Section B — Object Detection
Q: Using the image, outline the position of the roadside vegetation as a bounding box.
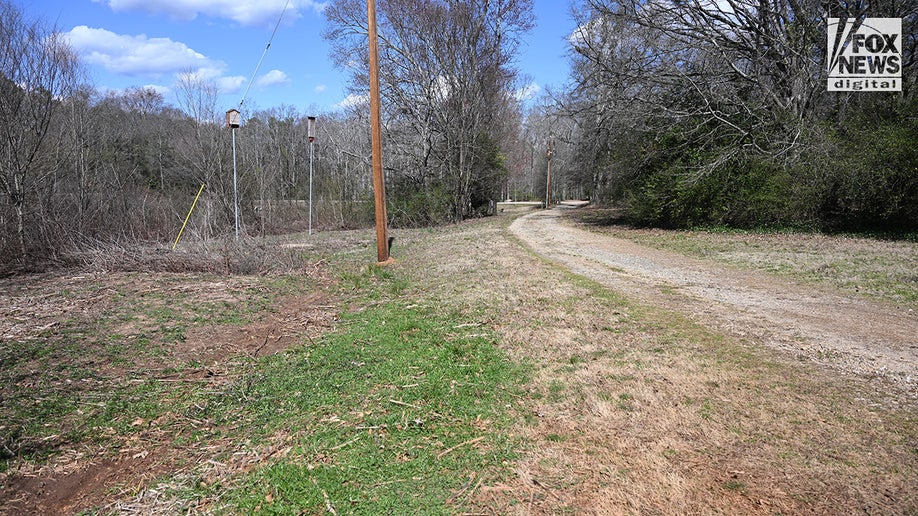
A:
[551,1,918,234]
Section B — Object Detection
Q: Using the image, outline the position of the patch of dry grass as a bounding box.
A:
[0,241,340,513]
[567,208,918,309]
[395,213,918,514]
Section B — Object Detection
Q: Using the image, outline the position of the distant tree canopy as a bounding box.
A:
[325,0,534,224]
[550,0,918,232]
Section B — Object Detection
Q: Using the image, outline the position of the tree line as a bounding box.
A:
[0,0,546,269]
[3,0,915,270]
[546,0,917,232]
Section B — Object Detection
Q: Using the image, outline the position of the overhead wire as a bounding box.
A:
[238,0,292,110]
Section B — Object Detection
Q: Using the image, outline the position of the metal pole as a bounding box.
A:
[308,139,314,235]
[232,127,239,240]
[545,136,553,209]
[368,0,390,263]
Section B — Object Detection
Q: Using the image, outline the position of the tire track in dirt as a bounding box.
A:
[510,209,917,399]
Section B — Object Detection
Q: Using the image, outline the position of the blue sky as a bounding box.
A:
[28,0,575,114]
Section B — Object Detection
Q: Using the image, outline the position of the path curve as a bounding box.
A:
[510,209,917,399]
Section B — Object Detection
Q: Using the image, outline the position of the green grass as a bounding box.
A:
[2,248,523,513]
[616,393,635,412]
[192,266,522,513]
[721,479,747,492]
[0,373,179,465]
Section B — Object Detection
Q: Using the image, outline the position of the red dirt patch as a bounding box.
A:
[0,269,339,515]
[178,292,338,364]
[2,451,166,515]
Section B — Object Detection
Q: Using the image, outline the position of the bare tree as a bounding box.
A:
[172,71,235,239]
[572,0,917,158]
[566,0,917,228]
[325,0,533,222]
[0,0,81,259]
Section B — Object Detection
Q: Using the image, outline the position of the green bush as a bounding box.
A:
[388,179,454,227]
[619,95,917,234]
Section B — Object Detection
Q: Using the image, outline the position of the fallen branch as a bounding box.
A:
[446,472,478,504]
[329,436,360,451]
[532,478,564,503]
[252,328,274,358]
[453,323,481,329]
[437,436,485,459]
[389,399,421,409]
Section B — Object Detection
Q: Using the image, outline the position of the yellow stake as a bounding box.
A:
[172,183,206,251]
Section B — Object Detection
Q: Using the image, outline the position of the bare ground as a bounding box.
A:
[0,269,338,515]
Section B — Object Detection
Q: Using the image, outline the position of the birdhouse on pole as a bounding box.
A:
[226,108,241,129]
[307,116,316,142]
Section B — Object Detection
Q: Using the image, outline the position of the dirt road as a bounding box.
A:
[510,209,917,399]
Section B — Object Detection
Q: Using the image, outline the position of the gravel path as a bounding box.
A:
[510,209,918,399]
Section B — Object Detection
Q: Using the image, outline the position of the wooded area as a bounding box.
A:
[1,0,916,270]
[554,0,917,231]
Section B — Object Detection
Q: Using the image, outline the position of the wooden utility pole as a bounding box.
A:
[368,0,391,264]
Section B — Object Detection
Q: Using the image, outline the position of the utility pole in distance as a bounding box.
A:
[367,0,392,264]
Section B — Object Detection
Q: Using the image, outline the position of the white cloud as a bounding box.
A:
[67,26,248,96]
[182,66,223,81]
[216,75,247,94]
[65,26,212,77]
[256,69,290,87]
[314,84,327,93]
[177,67,245,93]
[334,93,368,110]
[433,75,452,101]
[99,0,328,26]
[515,82,541,102]
[568,21,591,49]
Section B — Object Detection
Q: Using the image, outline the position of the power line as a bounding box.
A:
[238,0,292,110]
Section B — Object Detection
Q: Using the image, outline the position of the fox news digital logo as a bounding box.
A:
[828,18,901,92]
